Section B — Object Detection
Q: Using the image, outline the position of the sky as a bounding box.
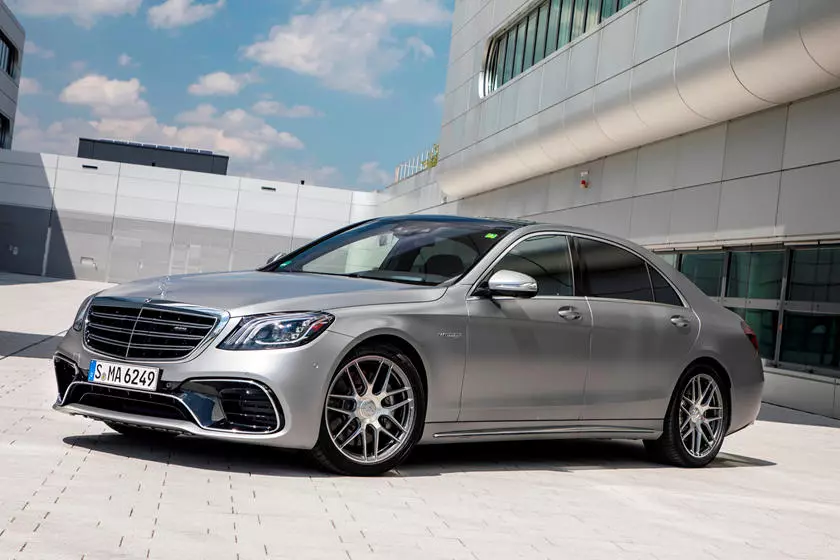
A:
[11,0,454,190]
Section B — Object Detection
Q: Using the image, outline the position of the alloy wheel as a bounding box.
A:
[324,356,416,465]
[679,373,725,459]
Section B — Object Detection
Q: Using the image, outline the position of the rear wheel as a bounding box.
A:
[645,365,730,467]
[311,344,425,476]
[104,421,178,440]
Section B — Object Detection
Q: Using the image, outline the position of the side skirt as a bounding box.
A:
[419,420,662,445]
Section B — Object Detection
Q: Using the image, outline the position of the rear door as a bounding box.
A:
[573,236,698,421]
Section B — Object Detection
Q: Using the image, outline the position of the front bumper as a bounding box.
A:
[53,327,354,449]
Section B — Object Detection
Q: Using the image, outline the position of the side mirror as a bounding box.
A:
[486,270,538,298]
[266,251,286,265]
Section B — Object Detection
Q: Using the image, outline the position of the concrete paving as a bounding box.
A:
[1,272,839,560]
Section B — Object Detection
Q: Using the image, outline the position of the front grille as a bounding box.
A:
[64,383,192,422]
[85,302,218,361]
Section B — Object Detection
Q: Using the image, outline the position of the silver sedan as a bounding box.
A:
[53,216,764,475]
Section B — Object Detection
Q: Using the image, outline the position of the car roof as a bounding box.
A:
[374,214,534,228]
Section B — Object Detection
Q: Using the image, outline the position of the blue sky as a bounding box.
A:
[12,0,453,190]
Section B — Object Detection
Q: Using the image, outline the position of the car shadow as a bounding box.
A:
[63,433,774,478]
[0,330,63,359]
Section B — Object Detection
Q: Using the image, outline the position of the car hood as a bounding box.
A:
[98,271,446,316]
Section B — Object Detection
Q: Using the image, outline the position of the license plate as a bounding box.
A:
[88,360,160,392]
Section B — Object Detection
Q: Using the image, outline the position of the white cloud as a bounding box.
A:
[118,53,134,67]
[25,41,55,59]
[243,0,450,97]
[188,71,257,96]
[433,92,444,106]
[406,36,434,60]
[59,75,151,118]
[148,0,226,29]
[252,100,322,118]
[174,104,305,157]
[8,0,142,27]
[357,161,392,187]
[19,78,43,96]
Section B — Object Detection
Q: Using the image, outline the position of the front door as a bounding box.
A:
[460,234,592,422]
[572,236,698,420]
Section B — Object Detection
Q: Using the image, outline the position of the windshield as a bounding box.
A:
[265,219,517,285]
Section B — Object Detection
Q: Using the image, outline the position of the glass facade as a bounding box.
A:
[662,244,840,377]
[484,0,638,94]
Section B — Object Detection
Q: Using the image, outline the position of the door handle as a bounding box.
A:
[670,315,690,328]
[558,306,581,321]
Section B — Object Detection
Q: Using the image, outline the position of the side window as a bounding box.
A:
[575,237,654,302]
[491,235,573,296]
[648,265,683,307]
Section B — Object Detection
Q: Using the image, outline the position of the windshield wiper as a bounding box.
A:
[344,271,432,285]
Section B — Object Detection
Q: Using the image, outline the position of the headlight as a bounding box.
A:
[72,294,96,331]
[218,312,334,350]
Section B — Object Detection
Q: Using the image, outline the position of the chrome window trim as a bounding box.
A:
[468,231,578,299]
[466,229,690,308]
[82,296,230,364]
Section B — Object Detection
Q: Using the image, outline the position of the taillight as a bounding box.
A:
[741,321,759,354]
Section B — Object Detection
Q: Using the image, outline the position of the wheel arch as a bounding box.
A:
[340,333,429,398]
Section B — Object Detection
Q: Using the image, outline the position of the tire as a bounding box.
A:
[311,344,426,476]
[644,364,730,468]
[104,421,179,440]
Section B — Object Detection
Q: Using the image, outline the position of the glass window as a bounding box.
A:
[503,31,516,84]
[534,3,549,63]
[601,0,619,20]
[729,308,779,360]
[546,0,561,56]
[576,237,654,302]
[571,0,589,40]
[558,0,574,47]
[679,253,724,297]
[278,219,517,286]
[492,235,573,297]
[586,0,603,32]
[619,0,634,8]
[524,10,538,69]
[513,21,527,77]
[727,251,784,299]
[649,266,683,307]
[788,246,840,304]
[780,313,840,371]
[494,39,506,90]
[0,114,9,149]
[658,253,678,267]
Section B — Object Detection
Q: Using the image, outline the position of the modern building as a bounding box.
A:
[2,0,840,419]
[380,0,840,419]
[0,0,23,149]
[78,138,230,175]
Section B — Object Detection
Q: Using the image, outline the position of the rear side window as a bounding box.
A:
[648,265,683,306]
[492,235,573,296]
[575,237,653,303]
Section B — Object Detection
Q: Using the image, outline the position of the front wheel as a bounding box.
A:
[645,365,730,467]
[311,344,426,476]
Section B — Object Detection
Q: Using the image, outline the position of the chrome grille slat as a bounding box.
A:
[87,323,205,341]
[85,300,219,361]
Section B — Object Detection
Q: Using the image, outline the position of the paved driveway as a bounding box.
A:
[1,273,839,560]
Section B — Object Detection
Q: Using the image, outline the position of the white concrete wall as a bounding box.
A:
[437,0,840,199]
[0,149,377,281]
[383,87,840,251]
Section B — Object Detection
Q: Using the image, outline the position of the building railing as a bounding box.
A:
[394,144,439,183]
